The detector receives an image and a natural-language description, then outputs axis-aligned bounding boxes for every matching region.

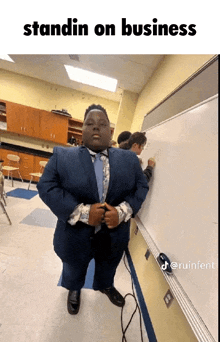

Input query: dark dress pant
[59,224,130,291]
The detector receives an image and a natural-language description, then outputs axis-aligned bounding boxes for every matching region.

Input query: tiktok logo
[161,261,169,270]
[157,253,173,274]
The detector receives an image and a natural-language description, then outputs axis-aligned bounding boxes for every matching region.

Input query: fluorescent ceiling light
[64,65,117,92]
[0,55,15,63]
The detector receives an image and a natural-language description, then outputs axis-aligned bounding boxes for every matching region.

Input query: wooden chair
[28,160,48,190]
[2,154,23,187]
[0,171,12,225]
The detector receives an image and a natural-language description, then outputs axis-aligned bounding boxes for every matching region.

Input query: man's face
[82,109,111,152]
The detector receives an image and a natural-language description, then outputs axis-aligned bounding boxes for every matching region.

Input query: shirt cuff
[115,201,133,224]
[68,204,91,225]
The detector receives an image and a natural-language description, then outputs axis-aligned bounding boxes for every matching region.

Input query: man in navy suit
[37,104,149,315]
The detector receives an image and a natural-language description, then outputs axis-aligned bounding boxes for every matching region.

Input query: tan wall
[0,68,121,149]
[1,56,215,339]
[1,55,215,146]
[129,221,198,342]
[128,54,216,341]
[0,68,119,127]
[130,54,215,132]
[114,90,138,142]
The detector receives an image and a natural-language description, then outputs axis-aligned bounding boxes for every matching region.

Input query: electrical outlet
[164,289,174,308]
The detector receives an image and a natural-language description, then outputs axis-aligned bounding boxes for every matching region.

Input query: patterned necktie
[93,153,103,202]
[92,152,111,256]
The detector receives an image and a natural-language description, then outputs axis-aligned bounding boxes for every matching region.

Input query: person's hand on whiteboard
[148,157,156,168]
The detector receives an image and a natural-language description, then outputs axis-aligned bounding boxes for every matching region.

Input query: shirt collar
[86,147,109,158]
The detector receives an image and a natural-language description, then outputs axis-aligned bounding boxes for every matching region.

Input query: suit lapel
[79,146,99,202]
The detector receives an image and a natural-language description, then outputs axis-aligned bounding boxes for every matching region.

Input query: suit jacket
[37,146,149,263]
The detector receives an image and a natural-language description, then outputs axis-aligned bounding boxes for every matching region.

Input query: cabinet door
[52,115,68,144]
[18,152,34,181]
[39,110,53,141]
[6,102,24,134]
[0,148,9,163]
[23,107,41,138]
[40,110,68,144]
[7,102,41,139]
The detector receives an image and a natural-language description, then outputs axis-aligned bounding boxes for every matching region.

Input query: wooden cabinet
[0,149,10,169]
[6,102,41,138]
[24,107,41,138]
[6,102,23,134]
[40,110,68,144]
[1,99,115,145]
[2,100,68,144]
[17,152,35,181]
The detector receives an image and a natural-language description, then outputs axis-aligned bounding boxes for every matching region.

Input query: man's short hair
[117,131,132,145]
[84,104,109,121]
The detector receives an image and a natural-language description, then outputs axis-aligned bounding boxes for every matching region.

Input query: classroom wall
[0,68,121,149]
[130,54,215,132]
[129,221,198,342]
[1,55,215,145]
[113,90,139,140]
[1,56,215,339]
[128,54,216,341]
[0,67,120,133]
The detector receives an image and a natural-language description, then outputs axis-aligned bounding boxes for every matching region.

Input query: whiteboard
[138,95,218,340]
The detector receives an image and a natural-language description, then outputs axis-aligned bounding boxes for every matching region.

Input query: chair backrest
[39,160,48,173]
[7,154,20,162]
[39,161,48,168]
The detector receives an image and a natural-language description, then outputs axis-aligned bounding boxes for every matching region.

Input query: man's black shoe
[100,287,125,307]
[67,290,81,315]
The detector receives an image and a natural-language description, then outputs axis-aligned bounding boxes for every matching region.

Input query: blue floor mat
[7,188,38,200]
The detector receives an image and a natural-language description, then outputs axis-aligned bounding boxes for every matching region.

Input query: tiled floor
[0,179,149,342]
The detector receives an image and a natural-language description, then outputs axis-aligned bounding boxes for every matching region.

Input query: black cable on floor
[120,253,144,342]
